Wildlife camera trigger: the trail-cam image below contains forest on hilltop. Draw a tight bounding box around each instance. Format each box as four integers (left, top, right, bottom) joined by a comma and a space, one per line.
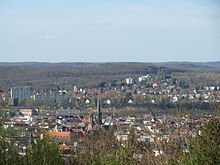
0, 62, 219, 90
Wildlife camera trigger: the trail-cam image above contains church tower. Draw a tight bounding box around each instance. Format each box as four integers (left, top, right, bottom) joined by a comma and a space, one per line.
97, 98, 102, 125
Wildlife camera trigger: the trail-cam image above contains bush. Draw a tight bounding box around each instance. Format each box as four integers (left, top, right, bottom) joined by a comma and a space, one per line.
180, 118, 220, 165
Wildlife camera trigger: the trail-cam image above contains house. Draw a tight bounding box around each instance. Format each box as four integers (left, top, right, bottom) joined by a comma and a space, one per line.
47, 131, 82, 145
105, 99, 111, 104
19, 108, 37, 116
85, 99, 90, 104
172, 96, 179, 103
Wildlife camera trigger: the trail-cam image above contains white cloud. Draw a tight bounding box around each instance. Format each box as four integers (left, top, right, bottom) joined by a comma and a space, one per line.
45, 34, 58, 39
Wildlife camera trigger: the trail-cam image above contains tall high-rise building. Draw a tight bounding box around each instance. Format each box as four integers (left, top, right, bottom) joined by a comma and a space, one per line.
10, 87, 31, 101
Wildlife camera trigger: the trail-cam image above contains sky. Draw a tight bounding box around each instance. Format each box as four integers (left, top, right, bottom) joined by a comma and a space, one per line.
0, 0, 220, 62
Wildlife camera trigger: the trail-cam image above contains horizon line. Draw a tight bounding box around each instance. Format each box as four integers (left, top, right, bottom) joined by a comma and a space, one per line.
0, 61, 219, 63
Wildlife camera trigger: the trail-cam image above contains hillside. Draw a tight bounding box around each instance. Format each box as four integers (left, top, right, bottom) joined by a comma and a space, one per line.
0, 62, 219, 90
0, 63, 186, 90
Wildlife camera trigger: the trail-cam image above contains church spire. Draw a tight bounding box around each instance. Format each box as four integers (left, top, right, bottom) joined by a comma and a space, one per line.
97, 98, 102, 125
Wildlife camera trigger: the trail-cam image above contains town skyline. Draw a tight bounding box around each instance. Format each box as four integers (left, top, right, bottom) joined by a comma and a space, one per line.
1, 1, 220, 164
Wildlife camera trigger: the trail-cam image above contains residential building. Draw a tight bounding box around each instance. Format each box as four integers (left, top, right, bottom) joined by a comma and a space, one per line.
10, 87, 31, 101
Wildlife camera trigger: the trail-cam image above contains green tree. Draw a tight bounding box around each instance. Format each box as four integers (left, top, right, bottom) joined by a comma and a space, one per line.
70, 129, 139, 165
0, 111, 23, 165
25, 136, 62, 165
0, 110, 62, 165
180, 118, 220, 165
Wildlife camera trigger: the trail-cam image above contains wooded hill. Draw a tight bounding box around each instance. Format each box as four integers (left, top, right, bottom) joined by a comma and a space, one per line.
0, 62, 219, 90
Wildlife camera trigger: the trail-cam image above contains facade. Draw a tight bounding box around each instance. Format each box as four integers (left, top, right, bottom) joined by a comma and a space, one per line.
138, 75, 151, 82
32, 93, 70, 101
19, 108, 37, 116
47, 131, 74, 145
10, 87, 31, 101
8, 98, 19, 106
125, 77, 133, 85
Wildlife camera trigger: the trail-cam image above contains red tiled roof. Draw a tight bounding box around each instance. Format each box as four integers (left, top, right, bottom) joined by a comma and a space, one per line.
47, 131, 72, 138
15, 121, 27, 125
79, 119, 89, 123
115, 121, 127, 125
47, 131, 84, 138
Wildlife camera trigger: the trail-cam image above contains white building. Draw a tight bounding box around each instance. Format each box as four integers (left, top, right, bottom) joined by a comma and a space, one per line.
85, 99, 90, 104
105, 99, 111, 104
138, 74, 150, 82
125, 77, 133, 85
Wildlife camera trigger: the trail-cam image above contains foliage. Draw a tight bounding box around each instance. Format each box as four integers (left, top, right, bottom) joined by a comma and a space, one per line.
180, 118, 220, 165
24, 136, 62, 165
0, 110, 62, 165
0, 63, 186, 90
68, 129, 139, 165
0, 111, 23, 165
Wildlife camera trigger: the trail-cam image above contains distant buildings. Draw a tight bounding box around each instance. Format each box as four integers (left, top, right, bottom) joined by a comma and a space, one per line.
32, 93, 70, 101
138, 74, 151, 82
9, 87, 71, 106
9, 98, 19, 106
47, 131, 78, 145
10, 87, 31, 105
19, 108, 37, 116
125, 77, 133, 85
10, 87, 31, 100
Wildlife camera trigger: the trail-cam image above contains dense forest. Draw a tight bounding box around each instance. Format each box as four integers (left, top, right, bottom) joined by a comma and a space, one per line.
0, 62, 220, 90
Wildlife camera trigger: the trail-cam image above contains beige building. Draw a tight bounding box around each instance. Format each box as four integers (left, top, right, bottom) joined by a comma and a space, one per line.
19, 108, 37, 116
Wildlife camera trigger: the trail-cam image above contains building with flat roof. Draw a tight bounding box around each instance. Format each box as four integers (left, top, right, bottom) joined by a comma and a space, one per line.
10, 87, 31, 101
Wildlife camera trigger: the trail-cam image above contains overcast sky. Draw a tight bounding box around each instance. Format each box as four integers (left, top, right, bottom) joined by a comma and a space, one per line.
0, 0, 220, 62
